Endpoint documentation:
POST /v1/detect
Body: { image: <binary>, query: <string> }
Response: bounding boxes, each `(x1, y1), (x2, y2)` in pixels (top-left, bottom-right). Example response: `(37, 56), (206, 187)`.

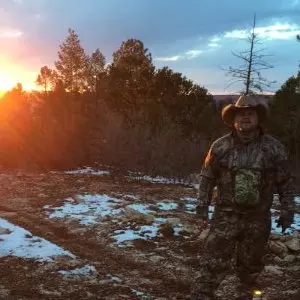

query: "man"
(191, 94), (295, 300)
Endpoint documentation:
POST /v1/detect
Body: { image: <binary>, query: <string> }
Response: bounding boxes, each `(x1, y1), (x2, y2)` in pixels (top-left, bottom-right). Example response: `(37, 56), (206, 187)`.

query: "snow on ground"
(0, 218), (75, 262)
(43, 192), (300, 247)
(128, 172), (190, 185)
(58, 265), (97, 277)
(45, 194), (122, 225)
(126, 203), (154, 214)
(1, 180), (299, 265)
(157, 201), (178, 210)
(64, 167), (110, 176)
(114, 221), (161, 245)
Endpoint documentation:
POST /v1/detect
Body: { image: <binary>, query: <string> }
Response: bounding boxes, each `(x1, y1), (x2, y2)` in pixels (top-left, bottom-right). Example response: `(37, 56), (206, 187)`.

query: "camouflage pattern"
(191, 129), (295, 300)
(234, 169), (261, 207)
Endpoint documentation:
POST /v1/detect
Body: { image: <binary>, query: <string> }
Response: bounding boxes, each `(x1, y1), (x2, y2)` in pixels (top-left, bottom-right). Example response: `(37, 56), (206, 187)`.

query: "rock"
(159, 223), (174, 237)
(166, 217), (181, 226)
(284, 254), (297, 263)
(38, 193), (48, 198)
(284, 239), (300, 252)
(286, 265), (300, 272)
(268, 240), (288, 255)
(199, 229), (210, 241)
(0, 285), (10, 298)
(38, 286), (62, 296)
(149, 255), (164, 264)
(273, 256), (284, 264)
(181, 223), (197, 234)
(292, 230), (300, 239)
(69, 228), (88, 235)
(123, 207), (146, 221)
(0, 228), (11, 235)
(142, 213), (155, 224)
(264, 265), (284, 275)
(269, 233), (281, 240)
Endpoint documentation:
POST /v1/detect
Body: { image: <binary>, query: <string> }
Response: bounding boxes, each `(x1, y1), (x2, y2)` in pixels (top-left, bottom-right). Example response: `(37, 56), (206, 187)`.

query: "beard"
(235, 122), (258, 135)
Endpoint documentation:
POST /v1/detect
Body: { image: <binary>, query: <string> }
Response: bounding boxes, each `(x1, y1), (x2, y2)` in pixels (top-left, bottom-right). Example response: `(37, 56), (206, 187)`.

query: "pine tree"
(268, 72), (300, 166)
(36, 66), (57, 92)
(86, 49), (106, 93)
(55, 28), (88, 92)
(107, 39), (155, 115)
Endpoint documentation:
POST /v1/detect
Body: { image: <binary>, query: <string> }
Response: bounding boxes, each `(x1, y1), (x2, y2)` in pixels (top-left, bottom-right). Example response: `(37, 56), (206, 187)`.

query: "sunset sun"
(0, 68), (38, 92)
(0, 71), (16, 91)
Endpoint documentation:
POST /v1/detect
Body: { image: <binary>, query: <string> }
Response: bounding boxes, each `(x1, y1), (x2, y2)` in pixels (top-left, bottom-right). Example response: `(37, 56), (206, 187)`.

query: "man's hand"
(276, 209), (294, 233)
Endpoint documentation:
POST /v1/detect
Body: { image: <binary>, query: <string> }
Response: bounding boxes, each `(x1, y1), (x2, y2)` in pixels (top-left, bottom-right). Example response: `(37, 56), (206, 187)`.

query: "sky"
(0, 0), (299, 93)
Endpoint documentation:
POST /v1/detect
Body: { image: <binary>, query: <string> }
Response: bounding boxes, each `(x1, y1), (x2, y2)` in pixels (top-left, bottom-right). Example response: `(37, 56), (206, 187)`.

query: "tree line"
(0, 28), (299, 181)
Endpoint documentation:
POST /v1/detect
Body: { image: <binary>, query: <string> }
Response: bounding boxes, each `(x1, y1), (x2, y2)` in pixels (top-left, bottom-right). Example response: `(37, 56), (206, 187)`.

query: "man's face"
(233, 108), (259, 132)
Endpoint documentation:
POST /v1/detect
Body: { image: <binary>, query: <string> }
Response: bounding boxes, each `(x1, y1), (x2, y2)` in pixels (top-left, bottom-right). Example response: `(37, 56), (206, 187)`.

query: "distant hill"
(212, 94), (274, 107)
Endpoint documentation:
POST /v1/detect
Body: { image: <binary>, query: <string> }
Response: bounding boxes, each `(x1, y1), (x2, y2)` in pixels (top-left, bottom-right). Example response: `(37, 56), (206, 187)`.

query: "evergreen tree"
(86, 49), (106, 93)
(36, 66), (57, 92)
(268, 72), (300, 166)
(107, 39), (155, 117)
(55, 28), (88, 92)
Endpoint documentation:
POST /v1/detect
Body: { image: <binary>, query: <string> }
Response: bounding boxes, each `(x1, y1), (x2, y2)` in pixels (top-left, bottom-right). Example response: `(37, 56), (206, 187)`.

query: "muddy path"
(0, 170), (299, 300)
(0, 171), (199, 299)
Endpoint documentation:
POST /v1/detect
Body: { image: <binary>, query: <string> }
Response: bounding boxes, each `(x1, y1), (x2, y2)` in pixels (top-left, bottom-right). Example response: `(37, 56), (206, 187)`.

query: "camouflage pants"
(191, 208), (271, 300)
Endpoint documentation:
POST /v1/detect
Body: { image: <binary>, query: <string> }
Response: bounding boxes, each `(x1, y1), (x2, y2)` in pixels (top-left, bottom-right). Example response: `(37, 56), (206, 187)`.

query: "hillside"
(0, 167), (299, 299)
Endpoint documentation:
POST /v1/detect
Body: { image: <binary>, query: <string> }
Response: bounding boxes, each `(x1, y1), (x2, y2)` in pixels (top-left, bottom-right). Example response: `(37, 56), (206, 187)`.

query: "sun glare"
(0, 72), (15, 91)
(0, 70), (38, 92)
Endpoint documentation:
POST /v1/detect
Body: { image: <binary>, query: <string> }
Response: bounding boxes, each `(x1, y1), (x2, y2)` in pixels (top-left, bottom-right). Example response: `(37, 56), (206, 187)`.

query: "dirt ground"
(0, 169), (299, 300)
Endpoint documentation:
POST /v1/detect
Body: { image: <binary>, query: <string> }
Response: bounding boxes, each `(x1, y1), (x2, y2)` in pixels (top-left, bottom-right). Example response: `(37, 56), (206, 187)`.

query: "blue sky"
(0, 0), (299, 93)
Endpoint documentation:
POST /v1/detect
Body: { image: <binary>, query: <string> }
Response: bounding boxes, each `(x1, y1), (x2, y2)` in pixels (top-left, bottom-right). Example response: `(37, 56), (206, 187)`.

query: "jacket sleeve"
(274, 143), (295, 215)
(196, 145), (217, 216)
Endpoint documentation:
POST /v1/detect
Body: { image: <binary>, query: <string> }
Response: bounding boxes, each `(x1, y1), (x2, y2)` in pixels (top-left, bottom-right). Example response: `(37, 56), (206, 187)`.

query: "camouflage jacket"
(197, 129), (295, 216)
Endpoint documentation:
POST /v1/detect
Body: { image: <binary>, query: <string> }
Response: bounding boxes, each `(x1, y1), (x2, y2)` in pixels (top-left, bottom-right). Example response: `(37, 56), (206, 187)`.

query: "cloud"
(210, 37), (221, 43)
(224, 30), (248, 39)
(154, 49), (203, 62)
(185, 50), (203, 59)
(155, 55), (182, 62)
(0, 28), (23, 38)
(208, 42), (222, 48)
(224, 22), (300, 40)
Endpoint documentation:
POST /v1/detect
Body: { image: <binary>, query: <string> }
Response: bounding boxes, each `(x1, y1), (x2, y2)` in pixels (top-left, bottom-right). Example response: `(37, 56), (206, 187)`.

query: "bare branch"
(224, 13), (274, 94)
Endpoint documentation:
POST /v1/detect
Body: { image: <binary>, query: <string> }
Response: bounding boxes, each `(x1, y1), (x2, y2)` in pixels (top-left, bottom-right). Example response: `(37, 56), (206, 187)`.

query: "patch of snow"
(182, 196), (197, 203)
(113, 216), (189, 245)
(113, 229), (143, 244)
(157, 201), (178, 210)
(45, 194), (122, 225)
(174, 224), (183, 236)
(185, 203), (195, 213)
(113, 221), (162, 245)
(155, 217), (167, 224)
(64, 167), (110, 176)
(128, 172), (187, 185)
(127, 203), (154, 214)
(0, 218), (75, 261)
(131, 288), (145, 297)
(58, 264), (96, 277)
(123, 194), (140, 200)
(107, 274), (122, 283)
(295, 196), (300, 205)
